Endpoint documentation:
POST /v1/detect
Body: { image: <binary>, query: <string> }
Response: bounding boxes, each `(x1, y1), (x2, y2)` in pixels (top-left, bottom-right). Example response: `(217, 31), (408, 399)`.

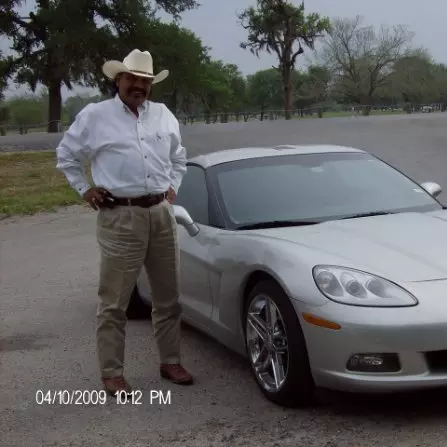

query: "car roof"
(188, 144), (366, 169)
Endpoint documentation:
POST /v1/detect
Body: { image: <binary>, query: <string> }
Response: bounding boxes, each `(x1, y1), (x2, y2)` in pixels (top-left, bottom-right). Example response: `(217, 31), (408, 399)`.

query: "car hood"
(251, 210), (447, 282)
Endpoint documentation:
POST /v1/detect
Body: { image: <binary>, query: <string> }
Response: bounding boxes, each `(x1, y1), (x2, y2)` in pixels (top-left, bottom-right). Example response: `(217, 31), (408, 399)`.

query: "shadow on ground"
(135, 311), (447, 422)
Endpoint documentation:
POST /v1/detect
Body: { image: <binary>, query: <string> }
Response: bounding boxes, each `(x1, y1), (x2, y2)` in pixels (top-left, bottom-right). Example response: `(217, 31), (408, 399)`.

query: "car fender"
(208, 232), (331, 339)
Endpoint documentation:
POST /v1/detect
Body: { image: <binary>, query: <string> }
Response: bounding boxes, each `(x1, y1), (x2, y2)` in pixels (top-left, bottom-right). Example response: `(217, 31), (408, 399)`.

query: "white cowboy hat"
(102, 49), (169, 84)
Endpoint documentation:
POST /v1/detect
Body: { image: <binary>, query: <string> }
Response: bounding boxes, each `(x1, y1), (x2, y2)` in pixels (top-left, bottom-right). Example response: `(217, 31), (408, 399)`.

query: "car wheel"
(126, 286), (152, 320)
(244, 279), (316, 407)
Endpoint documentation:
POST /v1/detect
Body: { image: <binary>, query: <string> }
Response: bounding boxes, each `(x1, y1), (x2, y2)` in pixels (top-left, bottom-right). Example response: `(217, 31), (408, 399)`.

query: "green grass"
(0, 151), (90, 216)
(5, 126), (47, 135)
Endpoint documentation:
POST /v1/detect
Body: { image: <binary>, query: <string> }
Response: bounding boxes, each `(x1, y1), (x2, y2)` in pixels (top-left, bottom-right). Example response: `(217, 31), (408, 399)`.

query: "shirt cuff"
(170, 179), (180, 194)
(74, 183), (91, 196)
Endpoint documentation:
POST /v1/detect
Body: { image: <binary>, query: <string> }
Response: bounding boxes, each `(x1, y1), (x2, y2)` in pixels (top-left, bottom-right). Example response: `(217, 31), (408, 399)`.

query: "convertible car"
(127, 144), (447, 407)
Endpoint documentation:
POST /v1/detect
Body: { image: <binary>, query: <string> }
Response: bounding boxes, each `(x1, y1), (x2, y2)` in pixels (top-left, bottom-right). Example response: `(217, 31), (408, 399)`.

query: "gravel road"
(2, 113), (447, 446)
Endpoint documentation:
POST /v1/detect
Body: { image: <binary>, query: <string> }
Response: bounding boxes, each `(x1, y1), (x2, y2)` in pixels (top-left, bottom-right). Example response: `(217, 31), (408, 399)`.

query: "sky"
(2, 0), (446, 99)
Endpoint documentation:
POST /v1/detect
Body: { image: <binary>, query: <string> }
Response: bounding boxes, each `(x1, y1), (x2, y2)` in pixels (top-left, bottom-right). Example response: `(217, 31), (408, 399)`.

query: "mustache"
(128, 87), (147, 95)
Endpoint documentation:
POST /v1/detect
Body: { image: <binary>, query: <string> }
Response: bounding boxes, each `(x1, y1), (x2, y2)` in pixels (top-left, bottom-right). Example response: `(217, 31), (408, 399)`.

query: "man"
(56, 49), (193, 395)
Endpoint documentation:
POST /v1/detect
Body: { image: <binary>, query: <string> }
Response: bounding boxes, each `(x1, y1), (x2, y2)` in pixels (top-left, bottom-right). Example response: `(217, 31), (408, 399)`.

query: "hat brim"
(102, 60), (169, 84)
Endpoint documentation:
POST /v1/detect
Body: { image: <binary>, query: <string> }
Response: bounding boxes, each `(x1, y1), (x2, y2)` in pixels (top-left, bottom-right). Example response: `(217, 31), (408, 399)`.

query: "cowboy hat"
(102, 49), (169, 84)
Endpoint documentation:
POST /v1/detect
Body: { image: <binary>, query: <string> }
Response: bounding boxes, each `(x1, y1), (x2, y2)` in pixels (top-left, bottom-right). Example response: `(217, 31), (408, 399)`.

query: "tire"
(243, 279), (316, 407)
(126, 286), (152, 320)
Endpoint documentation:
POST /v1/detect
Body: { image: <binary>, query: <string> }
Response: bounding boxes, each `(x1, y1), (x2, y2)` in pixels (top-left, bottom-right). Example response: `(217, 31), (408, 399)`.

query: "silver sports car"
(128, 144), (447, 407)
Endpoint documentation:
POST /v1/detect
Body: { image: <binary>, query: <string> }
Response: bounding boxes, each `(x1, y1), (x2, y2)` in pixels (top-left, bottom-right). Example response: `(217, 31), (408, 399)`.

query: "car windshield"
(210, 152), (442, 228)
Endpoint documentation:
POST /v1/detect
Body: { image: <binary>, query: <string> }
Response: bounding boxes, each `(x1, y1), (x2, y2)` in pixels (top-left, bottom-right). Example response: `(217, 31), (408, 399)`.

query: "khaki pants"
(95, 199), (181, 378)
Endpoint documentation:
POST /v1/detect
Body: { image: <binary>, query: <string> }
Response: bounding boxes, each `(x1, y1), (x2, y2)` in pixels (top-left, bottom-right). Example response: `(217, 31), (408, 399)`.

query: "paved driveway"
(2, 113), (447, 446)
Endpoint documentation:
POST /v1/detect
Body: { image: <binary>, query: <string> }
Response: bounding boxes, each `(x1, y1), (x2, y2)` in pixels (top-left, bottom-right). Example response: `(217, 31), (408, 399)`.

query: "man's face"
(116, 72), (153, 110)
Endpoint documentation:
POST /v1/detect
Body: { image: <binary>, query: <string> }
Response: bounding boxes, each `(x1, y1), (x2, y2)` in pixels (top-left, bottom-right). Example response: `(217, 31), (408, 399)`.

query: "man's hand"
(167, 186), (176, 204)
(82, 187), (109, 210)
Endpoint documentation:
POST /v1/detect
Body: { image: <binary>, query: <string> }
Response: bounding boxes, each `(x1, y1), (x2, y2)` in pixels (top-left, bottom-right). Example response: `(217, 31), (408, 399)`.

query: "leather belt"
(107, 192), (168, 208)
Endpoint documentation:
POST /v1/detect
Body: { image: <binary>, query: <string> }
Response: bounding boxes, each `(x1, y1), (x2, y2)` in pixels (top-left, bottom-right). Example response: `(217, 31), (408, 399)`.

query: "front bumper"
(295, 279), (447, 393)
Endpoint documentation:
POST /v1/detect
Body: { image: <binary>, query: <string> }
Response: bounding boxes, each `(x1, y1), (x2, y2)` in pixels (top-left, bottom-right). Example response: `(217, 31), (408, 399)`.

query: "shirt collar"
(114, 94), (148, 115)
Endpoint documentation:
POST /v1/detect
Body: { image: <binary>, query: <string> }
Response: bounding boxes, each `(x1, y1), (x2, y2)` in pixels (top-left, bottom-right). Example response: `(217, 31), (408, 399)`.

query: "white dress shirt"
(56, 94), (187, 197)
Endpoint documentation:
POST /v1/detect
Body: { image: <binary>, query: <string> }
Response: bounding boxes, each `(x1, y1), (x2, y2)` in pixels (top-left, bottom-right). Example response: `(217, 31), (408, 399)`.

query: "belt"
(107, 192), (168, 208)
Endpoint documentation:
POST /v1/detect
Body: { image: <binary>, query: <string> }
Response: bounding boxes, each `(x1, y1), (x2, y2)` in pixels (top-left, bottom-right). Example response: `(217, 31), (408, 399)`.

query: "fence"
(176, 103), (445, 125)
(0, 120), (64, 136)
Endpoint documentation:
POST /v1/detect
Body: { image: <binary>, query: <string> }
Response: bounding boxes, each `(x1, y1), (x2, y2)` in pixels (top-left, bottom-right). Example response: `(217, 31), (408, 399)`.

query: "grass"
(0, 151), (90, 216)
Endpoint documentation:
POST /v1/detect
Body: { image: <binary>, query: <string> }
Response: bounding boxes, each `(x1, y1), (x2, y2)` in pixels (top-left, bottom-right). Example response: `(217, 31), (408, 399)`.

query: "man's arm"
(56, 107), (92, 196)
(166, 106), (187, 195)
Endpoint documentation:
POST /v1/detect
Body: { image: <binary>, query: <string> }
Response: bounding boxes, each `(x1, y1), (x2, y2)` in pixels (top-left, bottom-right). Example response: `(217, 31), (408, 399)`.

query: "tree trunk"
(362, 106), (372, 116)
(204, 107), (211, 124)
(362, 97), (373, 116)
(283, 69), (293, 120)
(47, 80), (62, 133)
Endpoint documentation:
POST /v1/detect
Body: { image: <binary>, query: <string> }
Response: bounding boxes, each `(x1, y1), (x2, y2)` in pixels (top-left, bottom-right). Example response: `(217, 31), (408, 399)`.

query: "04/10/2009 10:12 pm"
(34, 389), (172, 406)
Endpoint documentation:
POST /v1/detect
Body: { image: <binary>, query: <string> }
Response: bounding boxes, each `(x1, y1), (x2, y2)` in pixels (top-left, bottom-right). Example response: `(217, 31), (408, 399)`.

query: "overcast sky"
(2, 0), (446, 98)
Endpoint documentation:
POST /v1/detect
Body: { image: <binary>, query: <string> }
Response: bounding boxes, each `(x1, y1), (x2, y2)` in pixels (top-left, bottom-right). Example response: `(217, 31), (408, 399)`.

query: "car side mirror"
(420, 181), (442, 198)
(172, 205), (200, 236)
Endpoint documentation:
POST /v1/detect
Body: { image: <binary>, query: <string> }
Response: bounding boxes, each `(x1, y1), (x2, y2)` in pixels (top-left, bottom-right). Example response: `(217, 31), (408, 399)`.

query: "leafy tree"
(247, 68), (282, 118)
(6, 94), (46, 133)
(64, 93), (103, 123)
(303, 66), (331, 103)
(388, 50), (435, 109)
(198, 60), (245, 123)
(133, 21), (211, 115)
(0, 0), (199, 132)
(219, 63), (247, 113)
(0, 51), (11, 101)
(431, 63), (447, 110)
(150, 0), (199, 18)
(238, 0), (331, 119)
(321, 15), (413, 115)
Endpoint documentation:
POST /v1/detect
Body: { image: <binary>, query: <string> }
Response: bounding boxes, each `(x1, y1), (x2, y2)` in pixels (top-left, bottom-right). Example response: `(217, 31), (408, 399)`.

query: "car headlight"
(312, 265), (418, 307)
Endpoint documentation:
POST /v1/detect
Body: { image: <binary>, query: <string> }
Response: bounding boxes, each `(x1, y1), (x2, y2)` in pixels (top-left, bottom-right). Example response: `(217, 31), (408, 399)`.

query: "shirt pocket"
(147, 132), (172, 161)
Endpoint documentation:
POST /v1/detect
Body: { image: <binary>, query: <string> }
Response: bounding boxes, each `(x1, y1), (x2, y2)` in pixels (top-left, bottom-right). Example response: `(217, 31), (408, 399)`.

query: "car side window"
(175, 165), (209, 225)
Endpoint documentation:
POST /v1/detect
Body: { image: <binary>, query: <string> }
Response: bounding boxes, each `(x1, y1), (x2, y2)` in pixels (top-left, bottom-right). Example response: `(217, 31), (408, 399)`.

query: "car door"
(173, 164), (216, 327)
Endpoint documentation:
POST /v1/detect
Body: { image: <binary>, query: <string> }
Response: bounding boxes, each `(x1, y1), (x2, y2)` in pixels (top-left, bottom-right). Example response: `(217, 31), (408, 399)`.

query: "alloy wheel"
(246, 293), (289, 392)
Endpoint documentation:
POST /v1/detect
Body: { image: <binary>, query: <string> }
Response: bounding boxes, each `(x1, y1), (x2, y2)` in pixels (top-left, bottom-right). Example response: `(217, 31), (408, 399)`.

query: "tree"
(389, 50), (435, 109)
(0, 51), (11, 101)
(64, 94), (103, 124)
(6, 94), (47, 133)
(219, 63), (247, 117)
(198, 60), (245, 123)
(247, 68), (283, 119)
(0, 0), (199, 132)
(132, 21), (211, 115)
(321, 16), (413, 115)
(431, 63), (447, 110)
(302, 66), (331, 103)
(238, 0), (331, 119)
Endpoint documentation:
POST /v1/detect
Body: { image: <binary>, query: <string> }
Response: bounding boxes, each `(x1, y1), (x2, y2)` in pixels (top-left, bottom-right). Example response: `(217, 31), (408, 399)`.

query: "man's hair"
(110, 83), (119, 97)
(98, 78), (118, 97)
